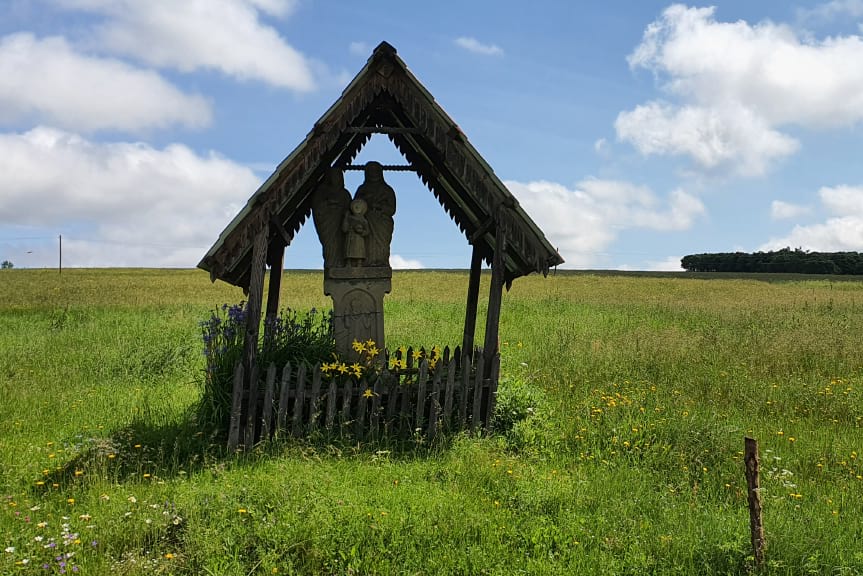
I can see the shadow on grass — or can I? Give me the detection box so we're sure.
[33,412,473,494]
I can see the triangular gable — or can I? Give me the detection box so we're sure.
[199,42,563,289]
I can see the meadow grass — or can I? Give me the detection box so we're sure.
[1,268,862,574]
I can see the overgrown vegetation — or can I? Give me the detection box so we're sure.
[198,303,335,434]
[1,269,862,574]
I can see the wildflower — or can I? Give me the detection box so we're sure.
[66,498,75,505]
[352,340,366,353]
[238,508,248,514]
[78,514,91,521]
[350,363,363,378]
[127,496,137,504]
[164,553,175,559]
[74,470,83,477]
[366,345,379,359]
[363,388,374,398]
[4,546,15,553]
[37,522,47,528]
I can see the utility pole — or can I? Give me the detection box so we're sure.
[59,234,62,274]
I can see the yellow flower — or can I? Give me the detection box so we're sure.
[367,345,379,359]
[350,363,363,378]
[164,553,175,559]
[337,363,349,374]
[412,349,423,361]
[238,508,248,514]
[352,340,366,353]
[74,470,83,477]
[363,388,374,398]
[67,498,75,505]
[365,339,375,348]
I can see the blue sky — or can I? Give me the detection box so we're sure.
[2,0,863,271]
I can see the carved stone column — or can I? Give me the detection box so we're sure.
[324,266,392,361]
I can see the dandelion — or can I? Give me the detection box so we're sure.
[164,553,175,559]
[238,508,248,514]
[66,498,75,505]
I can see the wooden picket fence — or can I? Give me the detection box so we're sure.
[227,346,500,450]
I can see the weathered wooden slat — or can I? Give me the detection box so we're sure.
[459,351,472,428]
[471,348,485,430]
[443,355,456,431]
[292,363,307,436]
[369,376,383,435]
[355,383,368,439]
[462,244,483,353]
[325,379,337,430]
[341,379,354,429]
[483,226,506,377]
[260,363,277,440]
[485,353,501,430]
[400,376,412,437]
[428,365,442,438]
[308,365,322,432]
[276,361,292,434]
[243,362,260,449]
[415,360,428,432]
[227,362,244,450]
[385,377,399,434]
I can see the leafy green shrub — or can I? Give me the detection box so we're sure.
[198,303,334,433]
[494,372,557,453]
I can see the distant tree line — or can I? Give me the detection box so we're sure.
[681,248,863,275]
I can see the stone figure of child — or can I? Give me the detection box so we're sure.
[342,198,369,267]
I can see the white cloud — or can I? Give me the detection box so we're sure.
[59,0,315,90]
[619,4,863,175]
[798,0,863,23]
[771,200,810,220]
[0,33,211,133]
[454,37,504,56]
[761,185,863,251]
[349,41,370,57]
[390,254,425,269]
[0,127,260,267]
[505,178,704,267]
[643,256,684,271]
[615,102,799,176]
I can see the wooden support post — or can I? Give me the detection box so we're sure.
[482,226,506,378]
[462,244,483,355]
[265,242,285,323]
[745,437,766,568]
[241,226,268,448]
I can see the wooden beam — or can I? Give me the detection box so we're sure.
[264,241,285,328]
[241,225,268,448]
[345,126,420,134]
[462,244,483,354]
[482,226,506,377]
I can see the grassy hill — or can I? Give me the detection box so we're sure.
[1,269,862,574]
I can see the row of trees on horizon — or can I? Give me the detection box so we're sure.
[681,248,863,275]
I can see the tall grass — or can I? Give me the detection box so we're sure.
[1,268,862,574]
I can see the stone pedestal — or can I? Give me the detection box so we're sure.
[324,266,392,361]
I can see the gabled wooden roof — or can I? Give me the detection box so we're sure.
[199,41,563,289]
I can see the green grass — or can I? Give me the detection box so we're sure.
[2,268,862,574]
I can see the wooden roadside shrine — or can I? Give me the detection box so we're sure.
[198,42,563,450]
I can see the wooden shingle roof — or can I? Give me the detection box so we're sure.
[199,42,563,289]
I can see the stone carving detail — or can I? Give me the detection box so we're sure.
[354,161,396,267]
[312,162,396,358]
[311,167,351,269]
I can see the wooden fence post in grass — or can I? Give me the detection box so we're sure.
[745,437,765,568]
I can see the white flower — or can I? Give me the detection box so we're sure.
[34,536,44,542]
[4,546,15,553]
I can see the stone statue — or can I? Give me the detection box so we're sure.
[311,167,351,269]
[354,161,396,267]
[342,198,369,267]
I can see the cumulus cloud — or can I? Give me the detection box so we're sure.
[58,0,315,90]
[761,185,863,251]
[771,200,810,220]
[504,178,704,267]
[390,254,425,269]
[454,37,504,56]
[798,0,863,24]
[0,33,211,133]
[618,4,863,175]
[0,127,260,267]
